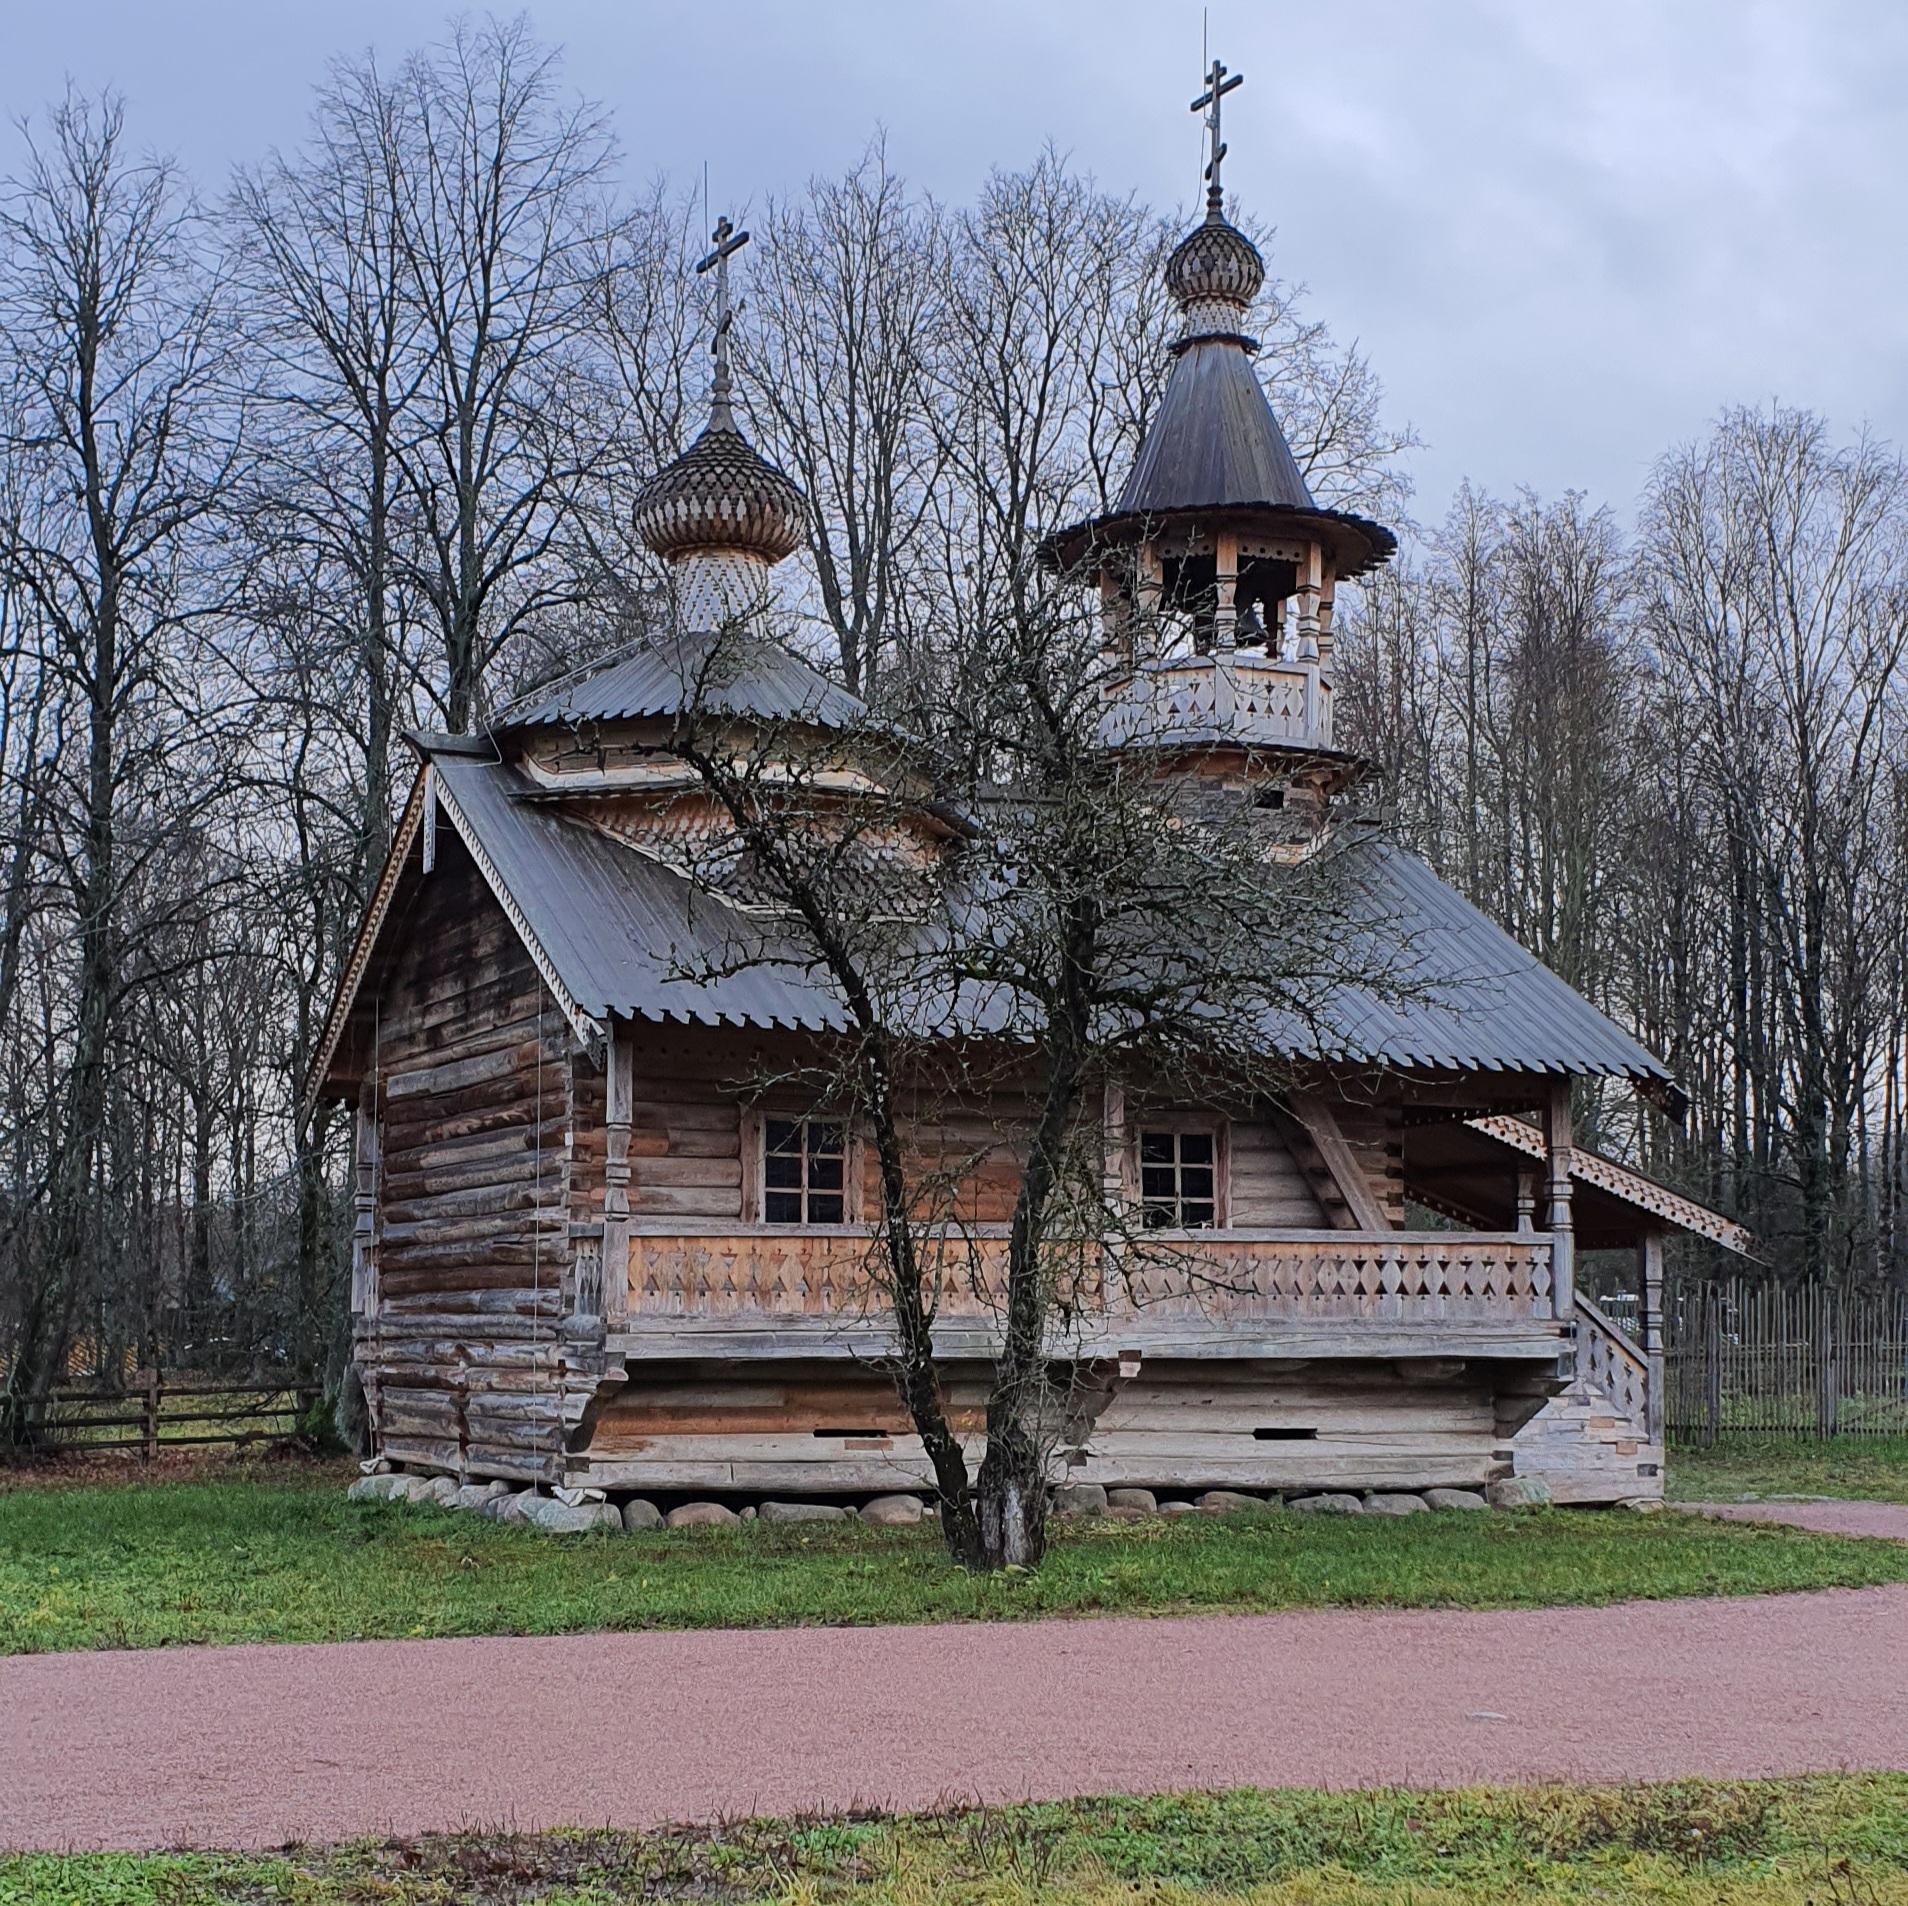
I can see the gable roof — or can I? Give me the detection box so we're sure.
[1464,1115,1753,1255]
[430,744,845,1034]
[1301,837,1676,1089]
[316,743,1679,1107]
[498,627,867,734]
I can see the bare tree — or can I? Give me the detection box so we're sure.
[640,583,1408,1568]
[745,141,947,694]
[0,89,248,1428]
[387,15,622,729]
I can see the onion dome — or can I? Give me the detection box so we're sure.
[632,416,805,564]
[1165,212,1265,321]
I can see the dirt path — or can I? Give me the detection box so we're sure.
[6,1586,1907,1852]
[1677,1499,1908,1541]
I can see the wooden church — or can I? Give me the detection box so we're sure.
[314,69,1748,1512]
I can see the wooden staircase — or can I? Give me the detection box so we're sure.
[1510,1294,1664,1503]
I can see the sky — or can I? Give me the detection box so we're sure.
[6,0,1906,530]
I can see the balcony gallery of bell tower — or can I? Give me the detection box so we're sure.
[1040,59,1395,791]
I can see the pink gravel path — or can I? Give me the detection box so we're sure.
[6,1586,1908,1852]
[1678,1499,1908,1541]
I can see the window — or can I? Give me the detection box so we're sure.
[1139,1128,1219,1228]
[761,1116,847,1225]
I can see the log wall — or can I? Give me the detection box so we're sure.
[356,842,616,1482]
[615,1027,1334,1230]
[576,1357,1501,1495]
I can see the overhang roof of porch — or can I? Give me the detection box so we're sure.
[1403,1113,1754,1256]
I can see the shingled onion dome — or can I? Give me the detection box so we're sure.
[632,271,808,633]
[632,410,806,566]
[1164,209,1265,347]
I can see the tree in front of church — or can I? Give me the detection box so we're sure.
[656,588,1392,1570]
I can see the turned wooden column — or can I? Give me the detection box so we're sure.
[1214,531,1240,650]
[1543,1082,1576,1320]
[1637,1228,1666,1444]
[1295,541,1323,660]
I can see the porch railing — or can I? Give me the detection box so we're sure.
[625,1226,1555,1330]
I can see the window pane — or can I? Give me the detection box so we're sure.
[1181,1166,1214,1201]
[764,1152,802,1189]
[1141,1166,1178,1201]
[1142,1202,1174,1229]
[765,1118,801,1155]
[807,1192,845,1224]
[1139,1132,1174,1165]
[1182,1200,1216,1228]
[1179,1132,1214,1164]
[807,1154,844,1191]
[808,1122,844,1157]
[764,1190,803,1224]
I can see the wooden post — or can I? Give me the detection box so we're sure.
[1102,1079,1128,1313]
[1213,531,1239,650]
[1637,1229,1665,1445]
[1542,1082,1575,1321]
[1295,542,1322,660]
[602,1023,633,1330]
[1098,571,1131,668]
[1514,1170,1538,1233]
[1816,1283,1840,1438]
[351,1086,381,1320]
[142,1367,160,1463]
[1136,543,1163,656]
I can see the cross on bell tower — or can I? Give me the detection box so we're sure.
[695,214,750,430]
[1192,57,1244,219]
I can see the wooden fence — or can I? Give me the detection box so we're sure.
[1665,1278,1908,1443]
[25,1374,320,1457]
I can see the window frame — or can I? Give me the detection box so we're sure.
[745,1109,860,1227]
[1133,1120,1228,1230]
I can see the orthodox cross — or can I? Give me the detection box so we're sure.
[1192,57,1244,217]
[695,214,750,426]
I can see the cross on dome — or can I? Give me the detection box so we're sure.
[695,214,751,430]
[1192,57,1244,219]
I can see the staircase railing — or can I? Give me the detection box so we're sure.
[1574,1291,1658,1441]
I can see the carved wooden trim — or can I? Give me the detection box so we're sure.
[1467,1115,1754,1257]
[305,770,429,1121]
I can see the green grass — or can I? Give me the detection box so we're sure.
[5,1469,1908,1655]
[8,1777,1908,1902]
[1671,1433,1908,1505]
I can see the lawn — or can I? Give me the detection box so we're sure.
[1671,1433,1908,1505]
[5,1467,1908,1655]
[8,1777,1908,1904]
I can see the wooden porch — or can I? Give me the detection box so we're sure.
[602,1224,1569,1363]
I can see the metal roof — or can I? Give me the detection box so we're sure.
[1038,336,1398,576]
[499,627,868,734]
[421,749,1675,1093]
[1283,835,1677,1087]
[431,748,846,1033]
